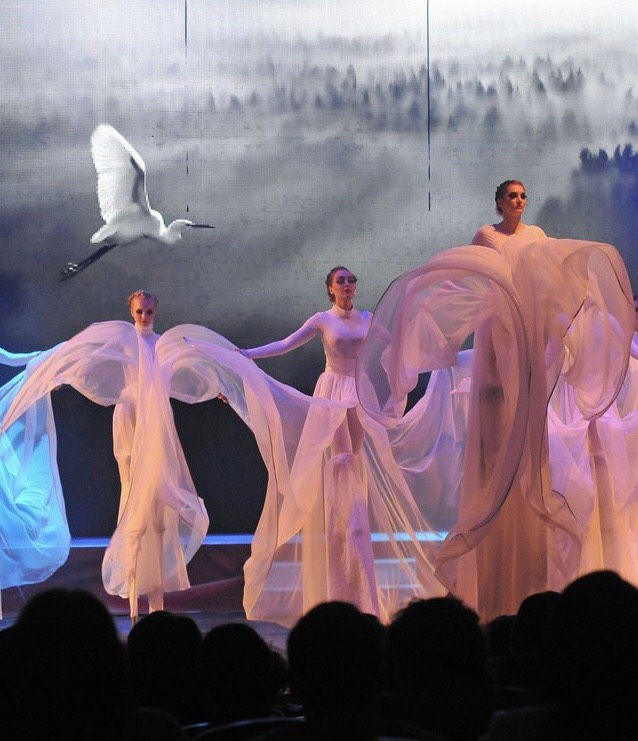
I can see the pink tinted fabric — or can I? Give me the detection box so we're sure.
[357,235,634,619]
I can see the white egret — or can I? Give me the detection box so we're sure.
[60,124,214,280]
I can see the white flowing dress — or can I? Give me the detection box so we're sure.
[186,306,447,626]
[2,322,210,613]
[0,348,70,599]
[356,232,634,620]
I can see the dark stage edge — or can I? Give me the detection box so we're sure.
[0,540,290,651]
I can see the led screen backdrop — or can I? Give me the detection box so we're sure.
[1,0,637,535]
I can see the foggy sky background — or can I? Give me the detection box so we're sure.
[1,1,637,534]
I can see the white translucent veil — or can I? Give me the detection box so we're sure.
[357,236,633,618]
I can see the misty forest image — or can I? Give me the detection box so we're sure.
[1,0,637,534]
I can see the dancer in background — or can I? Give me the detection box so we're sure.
[1,291,209,621]
[0,347,70,617]
[472,179,546,249]
[472,180,638,612]
[357,180,634,621]
[459,179,555,616]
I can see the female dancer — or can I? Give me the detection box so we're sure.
[357,180,634,620]
[184,267,445,626]
[470,180,638,611]
[0,346,70,613]
[1,291,210,621]
[240,267,379,614]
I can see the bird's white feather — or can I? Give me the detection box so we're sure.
[91,124,151,224]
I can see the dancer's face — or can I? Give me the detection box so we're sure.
[497,182,527,219]
[329,269,357,304]
[130,295,156,330]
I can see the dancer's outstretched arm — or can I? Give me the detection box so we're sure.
[239,316,320,359]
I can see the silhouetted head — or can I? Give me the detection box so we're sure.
[199,622,284,721]
[544,570,638,736]
[510,590,559,657]
[484,613,516,658]
[128,610,201,668]
[5,589,131,739]
[127,610,204,724]
[387,596,487,686]
[385,597,491,739]
[287,601,382,713]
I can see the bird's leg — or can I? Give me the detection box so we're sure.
[59,243,118,281]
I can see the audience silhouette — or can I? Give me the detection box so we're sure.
[1,571,637,740]
[198,621,287,725]
[543,571,638,739]
[128,610,207,725]
[382,596,491,739]
[0,588,185,740]
[262,600,440,740]
[486,590,559,706]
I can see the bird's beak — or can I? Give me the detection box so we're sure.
[188,224,215,229]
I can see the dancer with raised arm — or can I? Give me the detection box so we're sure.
[185,266,445,626]
[357,179,634,620]
[239,267,380,615]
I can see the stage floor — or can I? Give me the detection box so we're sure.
[0,608,290,653]
[0,537,289,652]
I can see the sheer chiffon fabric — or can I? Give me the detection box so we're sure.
[2,322,209,608]
[547,334,638,586]
[0,350,70,591]
[185,326,447,627]
[357,235,634,620]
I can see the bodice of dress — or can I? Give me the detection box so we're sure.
[319,307,372,376]
[472,223,547,250]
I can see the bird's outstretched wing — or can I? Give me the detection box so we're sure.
[91,124,151,224]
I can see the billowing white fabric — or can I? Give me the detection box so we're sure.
[185,309,447,627]
[2,322,210,606]
[548,333,638,585]
[357,235,634,620]
[0,349,70,590]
